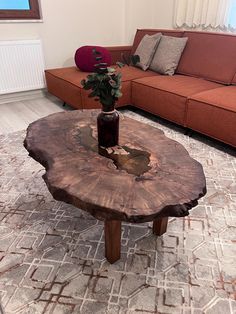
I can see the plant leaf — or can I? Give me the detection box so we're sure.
[131,54,140,65]
[116,61,125,68]
[93,48,101,55]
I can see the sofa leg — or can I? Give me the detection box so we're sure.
[188,130,193,137]
[184,128,190,135]
[184,128,193,137]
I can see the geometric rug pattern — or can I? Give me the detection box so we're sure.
[0,109,235,313]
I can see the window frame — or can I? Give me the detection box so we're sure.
[0,0,40,20]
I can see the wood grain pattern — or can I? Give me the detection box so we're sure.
[24,109,206,223]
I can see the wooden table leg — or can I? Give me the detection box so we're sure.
[153,217,168,236]
[105,220,121,264]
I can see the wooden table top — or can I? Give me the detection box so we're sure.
[24,109,206,222]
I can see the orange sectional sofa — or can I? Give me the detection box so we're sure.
[45,29,236,148]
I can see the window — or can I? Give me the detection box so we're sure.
[0,0,40,19]
[228,0,236,28]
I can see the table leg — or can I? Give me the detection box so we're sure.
[153,217,168,236]
[105,220,121,264]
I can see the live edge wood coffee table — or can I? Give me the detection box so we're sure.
[24,110,206,263]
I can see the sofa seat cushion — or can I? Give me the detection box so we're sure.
[187,86,236,147]
[115,65,159,81]
[45,67,85,109]
[45,66,158,109]
[131,75,222,125]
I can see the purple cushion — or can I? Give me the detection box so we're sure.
[74,46,112,72]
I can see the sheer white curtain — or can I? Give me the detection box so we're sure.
[175,0,234,29]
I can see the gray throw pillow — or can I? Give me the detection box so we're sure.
[150,36,188,75]
[134,33,162,71]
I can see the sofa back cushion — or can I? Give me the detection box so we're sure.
[177,31,236,84]
[131,29,184,55]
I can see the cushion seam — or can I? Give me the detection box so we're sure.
[176,70,232,85]
[132,80,220,98]
[188,98,236,113]
[46,69,158,85]
[122,73,158,82]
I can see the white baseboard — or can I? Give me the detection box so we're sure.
[0,89,46,105]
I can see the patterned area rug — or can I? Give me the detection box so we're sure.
[0,109,235,314]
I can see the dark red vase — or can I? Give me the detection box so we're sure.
[97,109,119,147]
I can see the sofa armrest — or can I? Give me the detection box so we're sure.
[106,46,132,64]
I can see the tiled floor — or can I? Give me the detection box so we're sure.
[0,96,235,313]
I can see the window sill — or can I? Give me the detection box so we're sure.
[0,19,43,23]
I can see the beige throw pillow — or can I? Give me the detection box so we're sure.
[150,36,188,75]
[134,33,162,71]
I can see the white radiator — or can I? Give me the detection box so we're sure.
[0,39,45,94]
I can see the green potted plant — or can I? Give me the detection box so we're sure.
[81,49,139,148]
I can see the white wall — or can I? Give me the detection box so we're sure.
[0,0,126,69]
[152,0,175,29]
[0,0,175,69]
[125,0,175,43]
